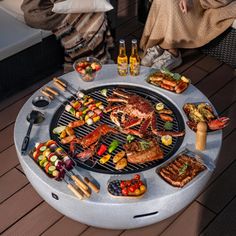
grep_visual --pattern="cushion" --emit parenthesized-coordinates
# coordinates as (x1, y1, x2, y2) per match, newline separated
(52, 0, 113, 14)
(0, 0, 24, 22)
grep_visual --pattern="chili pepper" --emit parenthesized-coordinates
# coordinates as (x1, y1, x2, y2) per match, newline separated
(108, 140, 119, 153)
(97, 144, 107, 156)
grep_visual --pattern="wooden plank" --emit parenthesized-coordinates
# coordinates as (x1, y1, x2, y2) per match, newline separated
(117, 2, 138, 27)
(80, 227, 123, 236)
(41, 216, 88, 236)
(0, 168, 28, 203)
(117, 0, 137, 13)
(0, 96, 29, 131)
(200, 196, 236, 236)
(195, 56, 223, 73)
(0, 184, 43, 234)
(196, 64, 235, 97)
(220, 102, 236, 138)
(115, 17, 143, 42)
(120, 212, 180, 236)
(160, 202, 215, 236)
(198, 131, 236, 190)
(16, 164, 25, 174)
(210, 79, 236, 114)
(2, 202, 62, 236)
(197, 161, 236, 214)
(0, 70, 62, 111)
(0, 145, 19, 177)
(0, 124, 14, 153)
(174, 51, 205, 74)
(179, 65, 208, 85)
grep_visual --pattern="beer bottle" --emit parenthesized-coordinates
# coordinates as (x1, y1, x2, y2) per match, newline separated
(129, 39, 140, 76)
(117, 39, 128, 76)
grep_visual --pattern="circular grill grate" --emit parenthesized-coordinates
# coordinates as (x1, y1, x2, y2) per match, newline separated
(50, 85, 185, 174)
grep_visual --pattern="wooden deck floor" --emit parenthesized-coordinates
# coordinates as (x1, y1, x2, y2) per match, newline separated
(0, 1, 236, 235)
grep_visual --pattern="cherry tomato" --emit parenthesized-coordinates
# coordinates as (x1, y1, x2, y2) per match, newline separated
(134, 174, 140, 180)
(126, 180, 131, 186)
(140, 185, 146, 193)
(120, 181, 126, 189)
(138, 180, 144, 187)
(129, 186, 136, 193)
(134, 188, 141, 196)
(122, 188, 128, 196)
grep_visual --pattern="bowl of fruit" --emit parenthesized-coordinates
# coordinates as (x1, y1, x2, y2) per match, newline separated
(73, 57, 102, 82)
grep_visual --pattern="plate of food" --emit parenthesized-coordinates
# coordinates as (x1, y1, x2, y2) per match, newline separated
(183, 102, 230, 132)
(146, 68, 190, 94)
(107, 174, 147, 198)
(157, 149, 211, 188)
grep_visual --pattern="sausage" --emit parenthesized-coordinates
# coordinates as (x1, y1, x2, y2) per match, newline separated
(61, 135, 76, 144)
(68, 120, 85, 128)
(158, 109, 173, 115)
(175, 81, 188, 94)
(159, 114, 174, 122)
(162, 78, 177, 87)
(160, 82, 175, 91)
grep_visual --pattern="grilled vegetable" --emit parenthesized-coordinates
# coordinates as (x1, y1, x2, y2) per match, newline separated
(164, 121, 173, 130)
(161, 135, 173, 146)
(115, 158, 127, 170)
(53, 126, 66, 135)
(126, 134, 135, 143)
(65, 104, 76, 115)
(108, 140, 119, 153)
(155, 102, 164, 111)
(97, 144, 107, 156)
(113, 151, 126, 163)
(101, 88, 108, 97)
(99, 154, 111, 164)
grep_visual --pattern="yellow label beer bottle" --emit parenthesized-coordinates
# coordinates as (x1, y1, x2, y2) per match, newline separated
(117, 39, 128, 76)
(129, 39, 140, 76)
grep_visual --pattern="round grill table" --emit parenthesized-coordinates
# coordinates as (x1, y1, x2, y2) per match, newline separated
(14, 65, 222, 229)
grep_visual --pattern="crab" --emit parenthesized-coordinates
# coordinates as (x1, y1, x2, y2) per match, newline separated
(207, 117, 230, 130)
(105, 89, 185, 138)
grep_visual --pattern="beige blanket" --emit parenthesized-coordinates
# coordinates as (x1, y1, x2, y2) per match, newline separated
(140, 0, 236, 51)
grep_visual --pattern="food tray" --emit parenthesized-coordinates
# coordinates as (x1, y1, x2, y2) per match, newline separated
(183, 102, 230, 132)
(156, 149, 214, 188)
(146, 69, 190, 94)
(107, 174, 147, 199)
(29, 140, 74, 181)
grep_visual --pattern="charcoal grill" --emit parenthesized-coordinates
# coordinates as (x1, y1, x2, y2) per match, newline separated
(14, 65, 222, 229)
(50, 85, 185, 174)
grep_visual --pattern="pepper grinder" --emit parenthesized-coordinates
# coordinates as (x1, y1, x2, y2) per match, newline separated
(195, 121, 207, 151)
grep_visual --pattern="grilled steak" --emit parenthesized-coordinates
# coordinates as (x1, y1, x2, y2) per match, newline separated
(159, 154, 206, 187)
(124, 139, 164, 164)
